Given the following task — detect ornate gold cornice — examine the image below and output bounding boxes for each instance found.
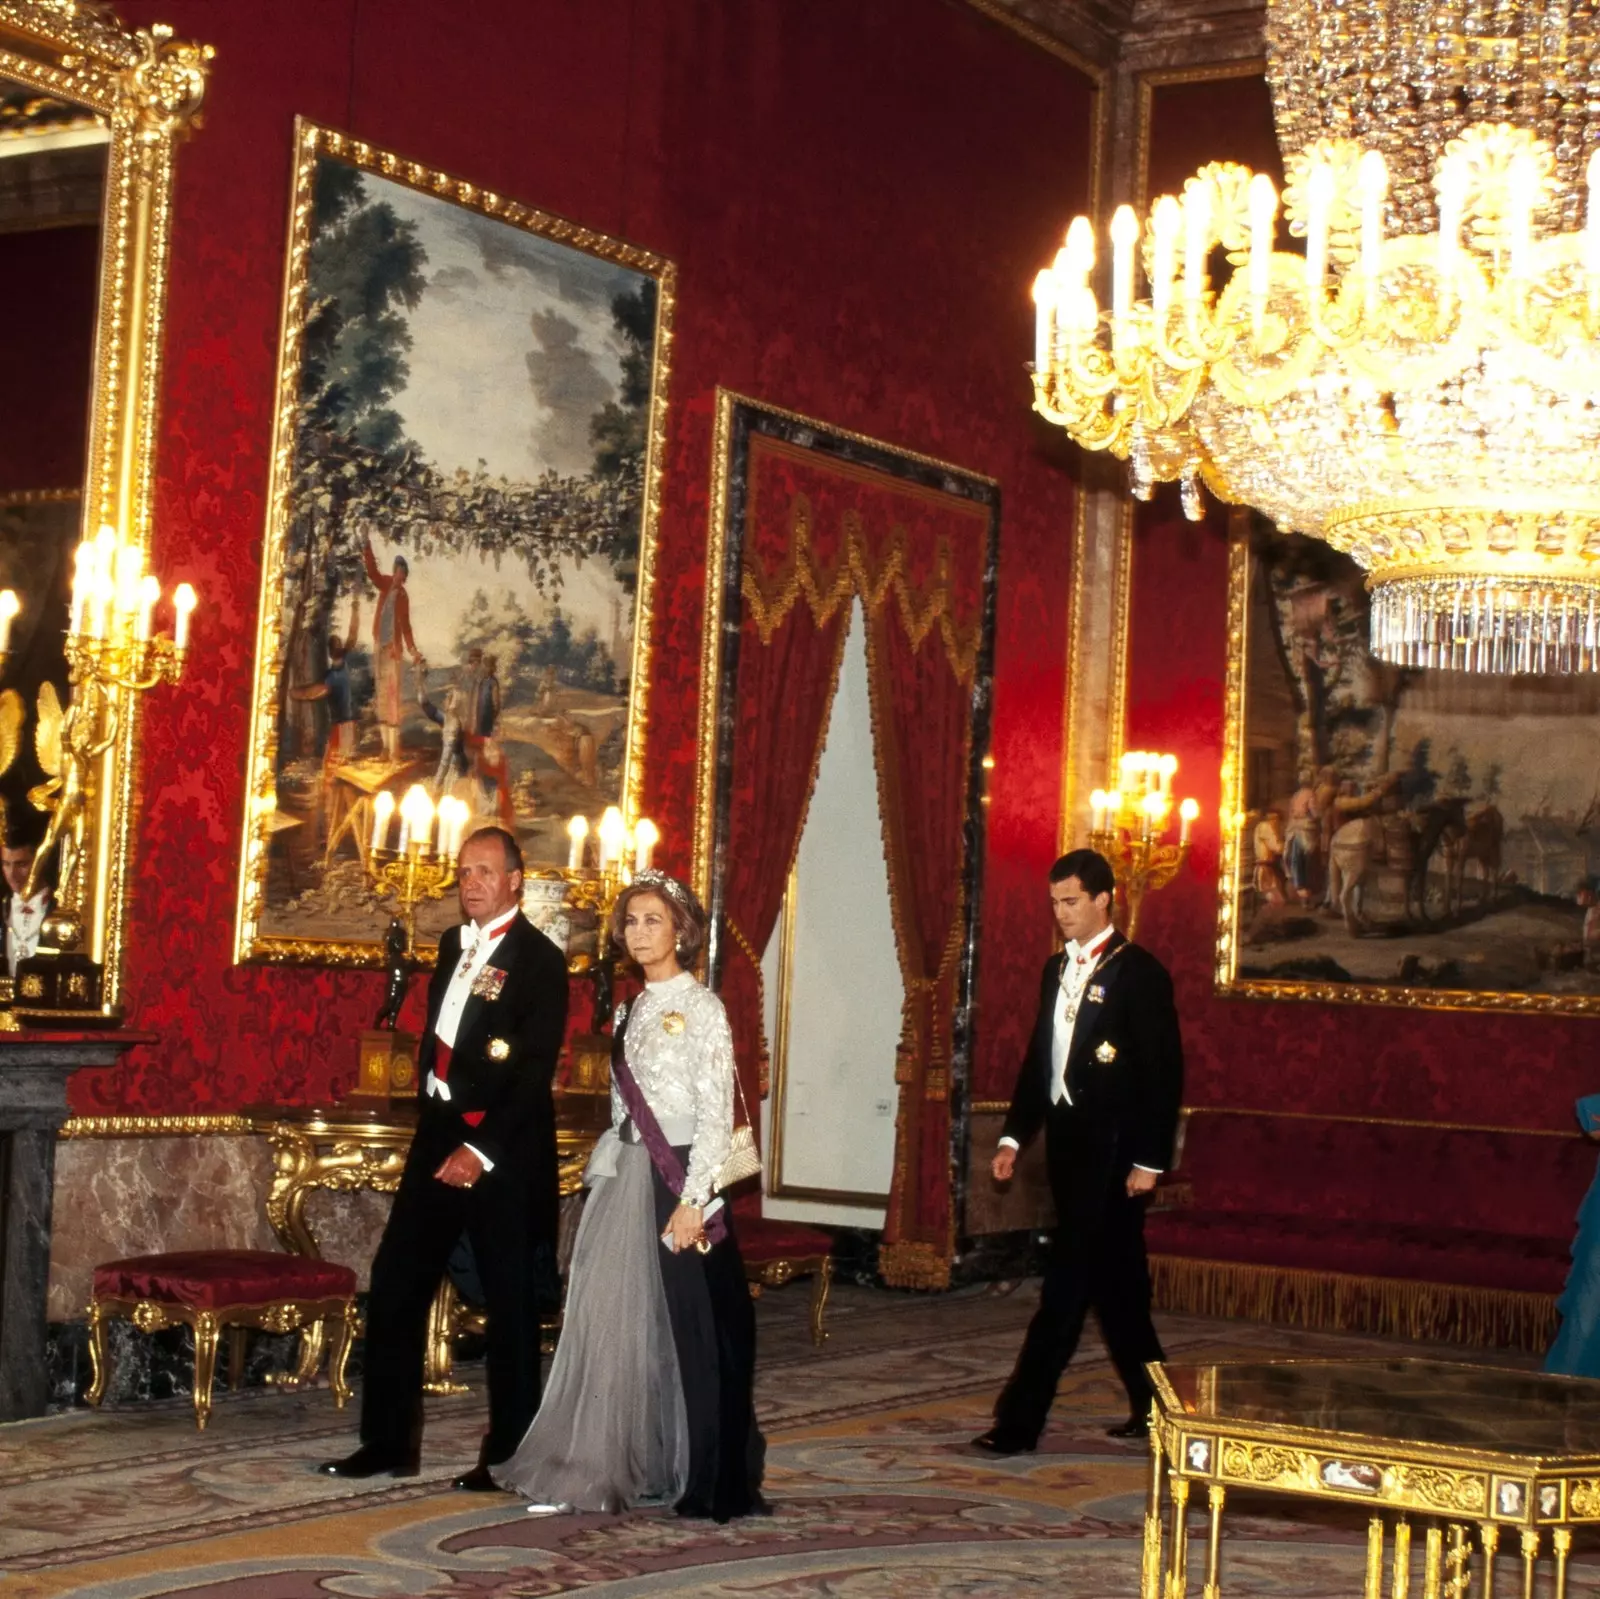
[59,1113,252,1138]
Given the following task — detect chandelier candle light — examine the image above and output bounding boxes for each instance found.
[560,804,659,915]
[1088,752,1199,939]
[1032,0,1600,673]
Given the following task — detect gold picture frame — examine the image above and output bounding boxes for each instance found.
[234,120,675,966]
[0,2,211,1012]
[1217,512,1600,1015]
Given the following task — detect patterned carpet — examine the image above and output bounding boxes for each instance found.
[3,1282,1597,1597]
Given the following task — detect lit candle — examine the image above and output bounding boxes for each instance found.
[1150,195,1180,319]
[1358,150,1387,289]
[1032,268,1055,372]
[1064,215,1095,282]
[0,589,18,656]
[69,544,92,635]
[1248,174,1277,307]
[1141,790,1165,840]
[1090,788,1108,832]
[172,583,197,651]
[566,813,589,870]
[1105,789,1123,828]
[398,784,432,855]
[114,541,143,621]
[135,574,159,642]
[1179,797,1200,846]
[1109,204,1139,337]
[597,805,626,871]
[633,817,659,874]
[1183,182,1211,306]
[371,789,395,852]
[88,571,114,640]
[1305,162,1333,297]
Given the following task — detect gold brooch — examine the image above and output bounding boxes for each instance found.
[1094,1040,1118,1063]
[662,1012,686,1036]
[487,1037,511,1062]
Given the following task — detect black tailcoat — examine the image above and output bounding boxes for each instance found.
[361,913,568,1465]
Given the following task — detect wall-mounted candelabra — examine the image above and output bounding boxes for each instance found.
[14,527,195,1019]
[1088,751,1199,940]
[365,785,470,957]
[560,804,659,919]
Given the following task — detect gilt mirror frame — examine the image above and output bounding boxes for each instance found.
[0,1,210,1011]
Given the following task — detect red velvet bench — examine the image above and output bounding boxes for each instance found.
[86,1250,359,1429]
[739,1218,834,1346]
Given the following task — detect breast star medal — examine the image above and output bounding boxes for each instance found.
[1094,1040,1118,1063]
[662,1012,686,1036]
[1086,983,1106,1004]
[487,1037,511,1062]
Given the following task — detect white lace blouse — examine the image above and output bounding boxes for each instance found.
[613,970,735,1209]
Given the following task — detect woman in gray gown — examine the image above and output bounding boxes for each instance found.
[493,870,766,1520]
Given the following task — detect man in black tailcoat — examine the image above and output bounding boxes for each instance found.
[321,826,568,1489]
[974,847,1184,1453]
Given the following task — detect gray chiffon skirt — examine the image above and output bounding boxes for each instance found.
[492,1143,688,1510]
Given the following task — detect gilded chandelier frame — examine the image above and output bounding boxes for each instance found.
[0,2,211,1012]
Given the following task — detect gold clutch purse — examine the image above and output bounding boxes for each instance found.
[712,1063,763,1190]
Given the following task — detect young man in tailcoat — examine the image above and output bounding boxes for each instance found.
[320,826,568,1489]
[975,847,1184,1453]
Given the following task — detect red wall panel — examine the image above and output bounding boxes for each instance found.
[80,0,1092,1110]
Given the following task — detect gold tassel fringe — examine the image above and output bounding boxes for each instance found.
[880,1240,952,1290]
[1150,1254,1558,1353]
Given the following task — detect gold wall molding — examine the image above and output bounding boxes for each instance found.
[1132,59,1268,212]
[0,5,211,1011]
[0,487,80,507]
[1184,1104,1576,1139]
[59,1113,252,1138]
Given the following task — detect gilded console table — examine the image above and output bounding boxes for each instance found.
[1146,1357,1600,1599]
[249,1048,609,1392]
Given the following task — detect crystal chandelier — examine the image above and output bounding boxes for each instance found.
[1033,0,1600,672]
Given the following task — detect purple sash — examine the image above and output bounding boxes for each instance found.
[611,1003,728,1247]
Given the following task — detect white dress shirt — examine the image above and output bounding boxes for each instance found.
[427,907,518,1168]
[1000,924,1159,1172]
[7,892,48,977]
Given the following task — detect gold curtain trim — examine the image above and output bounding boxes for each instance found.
[59,1115,254,1139]
[1150,1254,1558,1353]
[880,1239,953,1290]
[743,494,982,685]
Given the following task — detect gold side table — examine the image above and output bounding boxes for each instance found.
[1145,1356,1600,1599]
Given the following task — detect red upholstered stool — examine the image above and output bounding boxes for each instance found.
[86,1250,358,1429]
[738,1219,834,1346]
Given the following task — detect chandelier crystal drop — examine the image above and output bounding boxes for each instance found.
[1032,0,1600,671]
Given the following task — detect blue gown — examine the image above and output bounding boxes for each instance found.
[1545,1094,1600,1377]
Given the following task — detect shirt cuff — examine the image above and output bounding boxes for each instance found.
[464,1142,494,1172]
[998,1137,1020,1151]
[1133,1164,1163,1175]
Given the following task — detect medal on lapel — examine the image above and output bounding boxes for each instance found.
[471,966,507,1001]
[1086,983,1106,1004]
[486,1036,511,1062]
[1094,1040,1118,1063]
[662,1012,686,1036]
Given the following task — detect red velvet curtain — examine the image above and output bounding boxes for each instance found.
[727,433,986,1285]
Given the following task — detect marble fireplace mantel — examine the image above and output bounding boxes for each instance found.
[0,1030,153,1420]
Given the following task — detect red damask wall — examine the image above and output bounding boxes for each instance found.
[79,0,1090,1111]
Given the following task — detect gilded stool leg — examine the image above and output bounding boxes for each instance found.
[810,1257,833,1347]
[226,1325,247,1391]
[192,1312,220,1430]
[1519,1529,1540,1599]
[1166,1474,1191,1599]
[1393,1516,1412,1599]
[1202,1483,1225,1599]
[291,1316,325,1387]
[85,1300,110,1407]
[1553,1526,1572,1599]
[1479,1522,1500,1599]
[1141,1429,1165,1599]
[1423,1521,1444,1599]
[423,1280,467,1394]
[1444,1523,1470,1599]
[1365,1515,1386,1599]
[327,1302,356,1409]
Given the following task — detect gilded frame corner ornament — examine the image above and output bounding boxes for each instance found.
[0,3,211,1012]
[233,119,677,967]
[1215,514,1600,1017]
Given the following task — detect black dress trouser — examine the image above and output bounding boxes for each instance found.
[361,1118,544,1465]
[993,1113,1164,1443]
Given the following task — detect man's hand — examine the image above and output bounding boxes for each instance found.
[1125,1166,1158,1197]
[434,1146,484,1188]
[991,1145,1018,1184]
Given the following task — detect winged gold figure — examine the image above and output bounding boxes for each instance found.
[0,687,23,785]
[26,680,84,900]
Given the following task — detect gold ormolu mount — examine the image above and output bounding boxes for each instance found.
[13,906,109,1027]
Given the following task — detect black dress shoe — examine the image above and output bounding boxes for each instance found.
[318,1445,420,1478]
[453,1465,505,1492]
[970,1428,1036,1455]
[1106,1418,1150,1440]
